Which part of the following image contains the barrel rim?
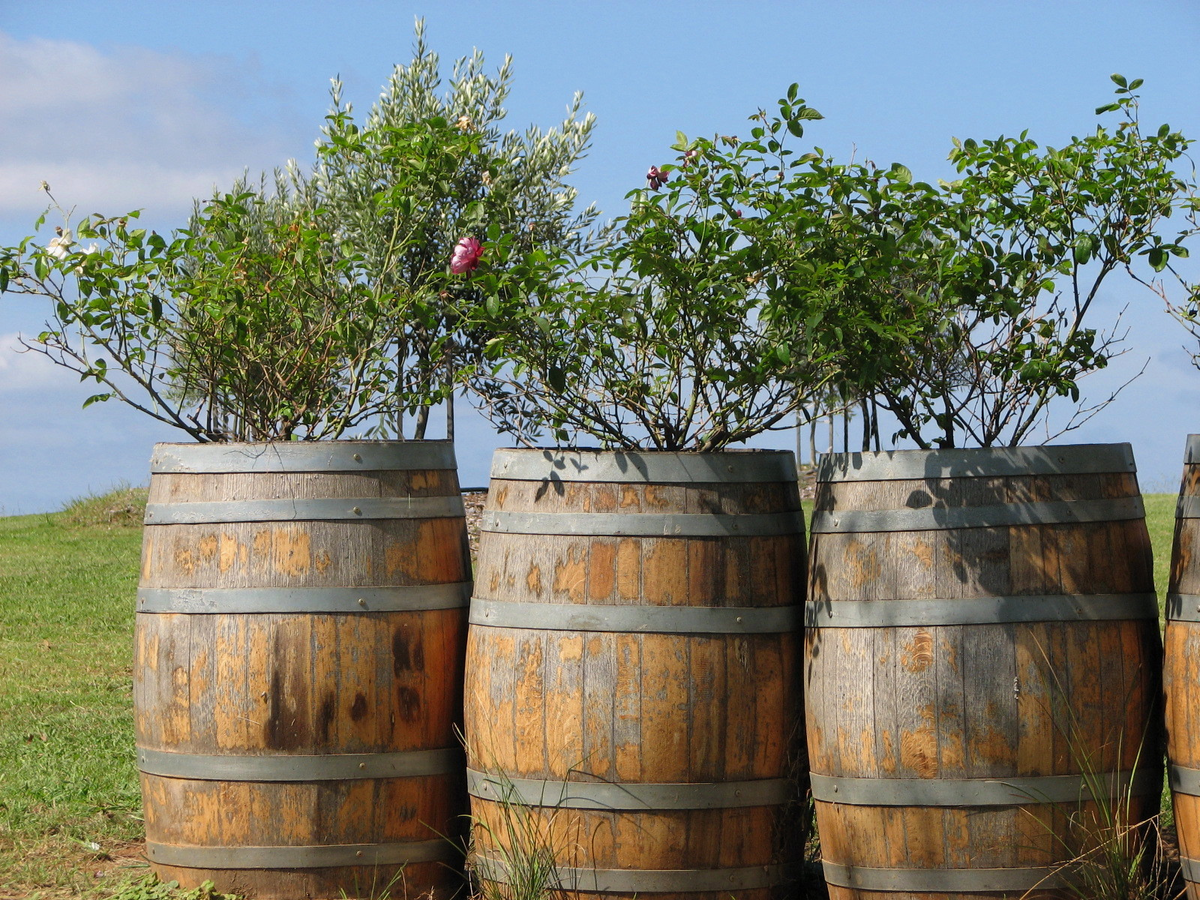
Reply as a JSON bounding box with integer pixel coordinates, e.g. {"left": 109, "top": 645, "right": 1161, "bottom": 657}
{"left": 816, "top": 442, "right": 1136, "bottom": 482}
{"left": 150, "top": 440, "right": 458, "bottom": 474}
{"left": 489, "top": 447, "right": 798, "bottom": 484}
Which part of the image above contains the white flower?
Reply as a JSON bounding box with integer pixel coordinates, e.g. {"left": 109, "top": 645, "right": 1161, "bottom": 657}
{"left": 46, "top": 226, "right": 73, "bottom": 260}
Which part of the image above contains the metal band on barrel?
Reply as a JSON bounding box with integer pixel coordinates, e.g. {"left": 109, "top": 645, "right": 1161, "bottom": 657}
{"left": 1166, "top": 594, "right": 1200, "bottom": 623}
{"left": 144, "top": 496, "right": 465, "bottom": 524}
{"left": 817, "top": 443, "right": 1135, "bottom": 482}
{"left": 467, "top": 769, "right": 794, "bottom": 809}
{"left": 137, "top": 747, "right": 462, "bottom": 781}
{"left": 1184, "top": 435, "right": 1200, "bottom": 465}
{"left": 145, "top": 839, "right": 454, "bottom": 869}
{"left": 481, "top": 509, "right": 804, "bottom": 537}
{"left": 821, "top": 862, "right": 1066, "bottom": 893}
{"left": 805, "top": 593, "right": 1159, "bottom": 627}
{"left": 490, "top": 448, "right": 798, "bottom": 484}
{"left": 810, "top": 496, "right": 1145, "bottom": 534}
{"left": 809, "top": 770, "right": 1159, "bottom": 806}
{"left": 1177, "top": 496, "right": 1200, "bottom": 521}
{"left": 469, "top": 599, "right": 799, "bottom": 634}
{"left": 150, "top": 441, "right": 458, "bottom": 473}
{"left": 1168, "top": 764, "right": 1200, "bottom": 796}
{"left": 1180, "top": 856, "right": 1200, "bottom": 884}
{"left": 137, "top": 584, "right": 472, "bottom": 614}
{"left": 474, "top": 853, "right": 787, "bottom": 893}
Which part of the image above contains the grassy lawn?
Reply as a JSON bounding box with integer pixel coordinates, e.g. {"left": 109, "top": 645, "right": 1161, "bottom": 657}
{"left": 0, "top": 487, "right": 1184, "bottom": 898}
{"left": 0, "top": 491, "right": 150, "bottom": 897}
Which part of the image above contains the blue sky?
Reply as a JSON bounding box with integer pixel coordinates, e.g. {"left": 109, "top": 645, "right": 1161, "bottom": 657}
{"left": 1, "top": 1, "right": 1198, "bottom": 511}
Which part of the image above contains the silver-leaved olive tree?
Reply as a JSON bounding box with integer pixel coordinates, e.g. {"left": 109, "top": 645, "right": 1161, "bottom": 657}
{"left": 0, "top": 23, "right": 596, "bottom": 443}
{"left": 312, "top": 19, "right": 597, "bottom": 439}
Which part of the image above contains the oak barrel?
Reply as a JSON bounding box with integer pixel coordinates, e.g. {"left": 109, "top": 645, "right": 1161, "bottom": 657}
{"left": 806, "top": 443, "right": 1162, "bottom": 899}
{"left": 464, "top": 448, "right": 806, "bottom": 900}
{"left": 1166, "top": 435, "right": 1200, "bottom": 898}
{"left": 134, "top": 441, "right": 471, "bottom": 899}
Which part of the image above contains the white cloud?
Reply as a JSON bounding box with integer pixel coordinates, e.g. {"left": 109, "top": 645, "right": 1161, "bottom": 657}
{"left": 0, "top": 331, "right": 74, "bottom": 394}
{"left": 0, "top": 30, "right": 311, "bottom": 221}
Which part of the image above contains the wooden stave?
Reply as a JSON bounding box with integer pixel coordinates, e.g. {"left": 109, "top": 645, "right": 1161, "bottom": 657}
{"left": 464, "top": 450, "right": 807, "bottom": 900}
{"left": 806, "top": 448, "right": 1162, "bottom": 900}
{"left": 134, "top": 442, "right": 470, "bottom": 899}
{"left": 1166, "top": 436, "right": 1200, "bottom": 895}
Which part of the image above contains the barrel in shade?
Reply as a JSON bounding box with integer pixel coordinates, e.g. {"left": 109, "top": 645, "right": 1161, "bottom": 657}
{"left": 806, "top": 443, "right": 1162, "bottom": 899}
{"left": 464, "top": 448, "right": 807, "bottom": 900}
{"left": 1165, "top": 435, "right": 1200, "bottom": 899}
{"left": 135, "top": 441, "right": 470, "bottom": 899}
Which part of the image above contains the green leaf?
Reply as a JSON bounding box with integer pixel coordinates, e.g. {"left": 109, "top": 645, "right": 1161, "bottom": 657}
{"left": 1072, "top": 234, "right": 1095, "bottom": 264}
{"left": 1148, "top": 247, "right": 1167, "bottom": 271}
{"left": 889, "top": 164, "right": 913, "bottom": 184}
{"left": 82, "top": 393, "right": 113, "bottom": 409}
{"left": 486, "top": 293, "right": 500, "bottom": 318}
{"left": 1110, "top": 73, "right": 1128, "bottom": 88}
{"left": 797, "top": 107, "right": 823, "bottom": 120}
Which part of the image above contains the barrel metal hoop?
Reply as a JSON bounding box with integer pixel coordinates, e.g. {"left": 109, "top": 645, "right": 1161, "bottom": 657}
{"left": 1180, "top": 856, "right": 1200, "bottom": 884}
{"left": 1168, "top": 764, "right": 1200, "bottom": 796}
{"left": 1166, "top": 594, "right": 1200, "bottom": 623}
{"left": 816, "top": 443, "right": 1135, "bottom": 482}
{"left": 145, "top": 839, "right": 455, "bottom": 869}
{"left": 490, "top": 448, "right": 798, "bottom": 484}
{"left": 809, "top": 769, "right": 1159, "bottom": 806}
{"left": 469, "top": 599, "right": 800, "bottom": 634}
{"left": 474, "top": 853, "right": 788, "bottom": 892}
{"left": 481, "top": 509, "right": 805, "bottom": 537}
{"left": 810, "top": 496, "right": 1145, "bottom": 534}
{"left": 805, "top": 593, "right": 1159, "bottom": 628}
{"left": 150, "top": 441, "right": 458, "bottom": 474}
{"left": 820, "top": 861, "right": 1067, "bottom": 892}
{"left": 1177, "top": 496, "right": 1200, "bottom": 521}
{"left": 144, "top": 496, "right": 465, "bottom": 524}
{"left": 1184, "top": 436, "right": 1200, "bottom": 465}
{"left": 137, "top": 747, "right": 463, "bottom": 781}
{"left": 467, "top": 769, "right": 796, "bottom": 810}
{"left": 137, "top": 584, "right": 473, "bottom": 614}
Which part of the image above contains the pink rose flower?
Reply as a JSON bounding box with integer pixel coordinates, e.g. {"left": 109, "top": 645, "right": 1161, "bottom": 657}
{"left": 450, "top": 236, "right": 483, "bottom": 274}
{"left": 647, "top": 165, "right": 668, "bottom": 191}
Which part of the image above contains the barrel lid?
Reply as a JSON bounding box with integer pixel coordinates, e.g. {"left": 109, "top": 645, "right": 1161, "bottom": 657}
{"left": 490, "top": 448, "right": 797, "bottom": 484}
{"left": 150, "top": 440, "right": 458, "bottom": 473}
{"left": 816, "top": 443, "right": 1136, "bottom": 482}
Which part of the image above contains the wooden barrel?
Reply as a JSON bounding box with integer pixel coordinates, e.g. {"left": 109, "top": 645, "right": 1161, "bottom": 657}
{"left": 806, "top": 443, "right": 1162, "bottom": 899}
{"left": 464, "top": 448, "right": 806, "bottom": 900}
{"left": 1166, "top": 435, "right": 1200, "bottom": 897}
{"left": 134, "top": 441, "right": 470, "bottom": 900}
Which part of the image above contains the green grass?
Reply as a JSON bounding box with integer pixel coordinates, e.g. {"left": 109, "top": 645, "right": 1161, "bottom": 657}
{"left": 0, "top": 494, "right": 147, "bottom": 896}
{"left": 0, "top": 487, "right": 1183, "bottom": 898}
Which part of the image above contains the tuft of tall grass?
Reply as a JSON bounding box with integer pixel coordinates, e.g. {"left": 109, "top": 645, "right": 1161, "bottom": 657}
{"left": 59, "top": 483, "right": 148, "bottom": 529}
{"left": 468, "top": 771, "right": 570, "bottom": 900}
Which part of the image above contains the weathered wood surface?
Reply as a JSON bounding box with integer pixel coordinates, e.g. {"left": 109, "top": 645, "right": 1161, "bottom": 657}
{"left": 1167, "top": 445, "right": 1200, "bottom": 900}
{"left": 134, "top": 445, "right": 470, "bottom": 900}
{"left": 808, "top": 455, "right": 1162, "bottom": 900}
{"left": 465, "top": 452, "right": 806, "bottom": 900}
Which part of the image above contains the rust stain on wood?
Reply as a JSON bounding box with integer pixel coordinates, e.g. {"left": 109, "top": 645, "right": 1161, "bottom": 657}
{"left": 552, "top": 548, "right": 586, "bottom": 602}
{"left": 526, "top": 563, "right": 543, "bottom": 595}
{"left": 198, "top": 533, "right": 217, "bottom": 561}
{"left": 900, "top": 630, "right": 935, "bottom": 673}
{"left": 273, "top": 529, "right": 311, "bottom": 576}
